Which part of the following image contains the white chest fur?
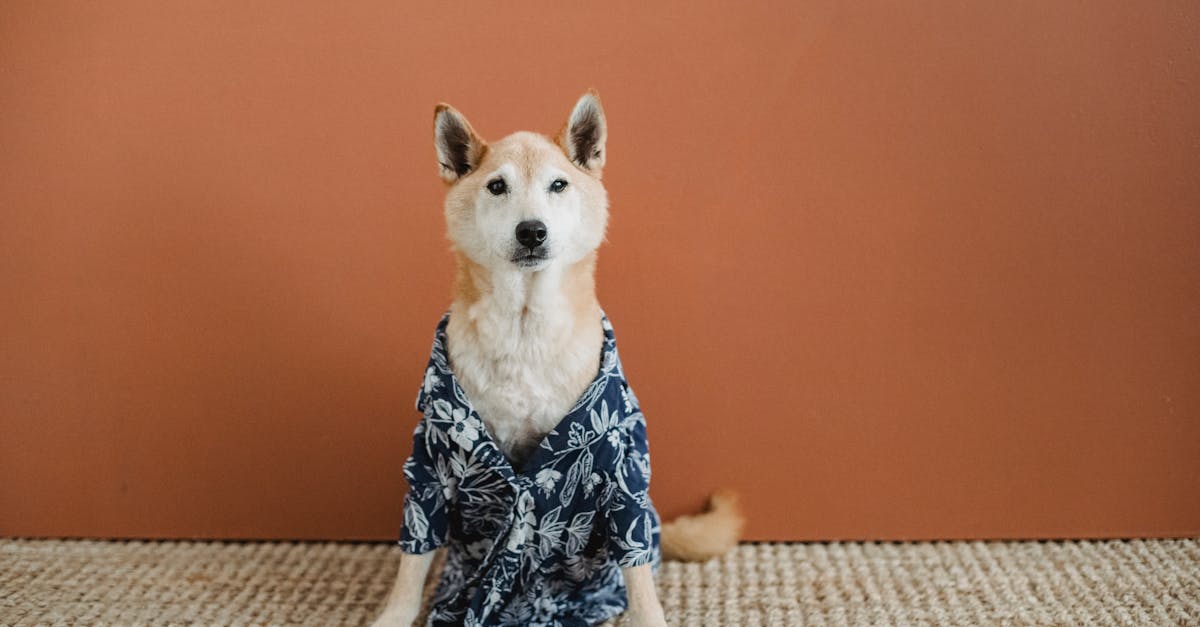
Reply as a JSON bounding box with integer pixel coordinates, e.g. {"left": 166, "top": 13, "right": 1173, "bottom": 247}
{"left": 445, "top": 265, "right": 602, "bottom": 468}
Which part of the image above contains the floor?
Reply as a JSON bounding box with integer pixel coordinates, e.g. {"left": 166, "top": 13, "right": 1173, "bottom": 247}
{"left": 2, "top": 538, "right": 1197, "bottom": 626}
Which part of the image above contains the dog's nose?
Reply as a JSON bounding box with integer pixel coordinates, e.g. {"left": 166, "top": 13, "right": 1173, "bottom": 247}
{"left": 515, "top": 220, "right": 548, "bottom": 248}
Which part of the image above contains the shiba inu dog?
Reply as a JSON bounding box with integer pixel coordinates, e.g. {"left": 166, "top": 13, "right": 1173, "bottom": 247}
{"left": 371, "top": 91, "right": 742, "bottom": 627}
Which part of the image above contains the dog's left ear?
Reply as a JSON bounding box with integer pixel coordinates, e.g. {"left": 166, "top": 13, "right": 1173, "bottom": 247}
{"left": 557, "top": 90, "right": 607, "bottom": 175}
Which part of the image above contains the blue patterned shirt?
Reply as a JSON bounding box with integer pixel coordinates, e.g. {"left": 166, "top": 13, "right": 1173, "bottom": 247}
{"left": 399, "top": 312, "right": 661, "bottom": 626}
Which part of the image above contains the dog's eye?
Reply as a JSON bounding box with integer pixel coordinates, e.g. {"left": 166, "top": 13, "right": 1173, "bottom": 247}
{"left": 486, "top": 179, "right": 508, "bottom": 195}
{"left": 549, "top": 179, "right": 568, "bottom": 193}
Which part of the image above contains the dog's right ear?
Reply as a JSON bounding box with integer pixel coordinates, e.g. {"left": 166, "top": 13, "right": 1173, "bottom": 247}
{"left": 433, "top": 104, "right": 485, "bottom": 183}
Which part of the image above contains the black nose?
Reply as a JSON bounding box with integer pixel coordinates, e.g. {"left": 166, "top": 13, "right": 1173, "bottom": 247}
{"left": 515, "top": 220, "right": 548, "bottom": 248}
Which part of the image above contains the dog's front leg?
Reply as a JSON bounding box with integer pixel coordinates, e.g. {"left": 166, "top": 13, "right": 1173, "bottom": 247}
{"left": 621, "top": 564, "right": 667, "bottom": 626}
{"left": 370, "top": 550, "right": 435, "bottom": 627}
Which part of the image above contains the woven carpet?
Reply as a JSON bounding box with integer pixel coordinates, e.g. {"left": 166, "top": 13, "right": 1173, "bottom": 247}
{"left": 2, "top": 539, "right": 1197, "bottom": 626}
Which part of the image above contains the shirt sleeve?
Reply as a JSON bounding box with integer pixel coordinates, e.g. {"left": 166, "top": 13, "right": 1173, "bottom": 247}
{"left": 398, "top": 416, "right": 450, "bottom": 554}
{"left": 605, "top": 383, "right": 661, "bottom": 567}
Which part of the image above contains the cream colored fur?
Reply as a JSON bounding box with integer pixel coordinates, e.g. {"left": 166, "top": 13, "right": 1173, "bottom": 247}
{"left": 446, "top": 262, "right": 603, "bottom": 467}
{"left": 659, "top": 490, "right": 745, "bottom": 562}
{"left": 441, "top": 128, "right": 607, "bottom": 468}
{"left": 372, "top": 92, "right": 740, "bottom": 627}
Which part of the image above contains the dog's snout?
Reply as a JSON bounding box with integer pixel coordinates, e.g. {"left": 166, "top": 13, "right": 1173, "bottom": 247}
{"left": 515, "top": 220, "right": 548, "bottom": 248}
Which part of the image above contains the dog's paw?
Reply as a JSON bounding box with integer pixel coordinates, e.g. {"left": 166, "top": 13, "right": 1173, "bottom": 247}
{"left": 620, "top": 604, "right": 668, "bottom": 627}
{"left": 368, "top": 608, "right": 419, "bottom": 627}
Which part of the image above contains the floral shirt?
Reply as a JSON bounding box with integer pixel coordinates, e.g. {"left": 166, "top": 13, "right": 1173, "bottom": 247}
{"left": 399, "top": 312, "right": 661, "bottom": 627}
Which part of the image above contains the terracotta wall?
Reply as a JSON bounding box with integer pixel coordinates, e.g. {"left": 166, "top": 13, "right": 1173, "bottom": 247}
{"left": 2, "top": 1, "right": 1198, "bottom": 541}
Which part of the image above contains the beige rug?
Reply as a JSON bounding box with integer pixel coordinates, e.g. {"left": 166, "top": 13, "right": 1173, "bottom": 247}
{"left": 2, "top": 538, "right": 1197, "bottom": 626}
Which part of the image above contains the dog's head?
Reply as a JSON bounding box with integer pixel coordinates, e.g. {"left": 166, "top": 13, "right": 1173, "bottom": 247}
{"left": 433, "top": 91, "right": 609, "bottom": 273}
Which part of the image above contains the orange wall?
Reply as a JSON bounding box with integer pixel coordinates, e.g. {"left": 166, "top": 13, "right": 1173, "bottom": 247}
{"left": 2, "top": 1, "right": 1198, "bottom": 541}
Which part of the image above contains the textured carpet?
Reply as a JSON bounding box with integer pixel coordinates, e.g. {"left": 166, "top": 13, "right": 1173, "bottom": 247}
{"left": 2, "top": 539, "right": 1198, "bottom": 626}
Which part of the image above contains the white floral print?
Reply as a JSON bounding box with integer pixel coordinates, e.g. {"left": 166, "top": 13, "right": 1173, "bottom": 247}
{"left": 398, "top": 311, "right": 660, "bottom": 626}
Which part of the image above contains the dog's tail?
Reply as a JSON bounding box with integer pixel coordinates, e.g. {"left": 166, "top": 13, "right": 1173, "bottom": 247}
{"left": 659, "top": 489, "right": 745, "bottom": 562}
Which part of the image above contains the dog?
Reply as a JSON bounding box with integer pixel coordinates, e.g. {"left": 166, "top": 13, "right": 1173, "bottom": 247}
{"left": 371, "top": 91, "right": 742, "bottom": 627}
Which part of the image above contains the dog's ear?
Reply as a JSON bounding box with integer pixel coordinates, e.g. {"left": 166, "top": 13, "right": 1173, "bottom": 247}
{"left": 557, "top": 90, "right": 607, "bottom": 175}
{"left": 433, "top": 104, "right": 486, "bottom": 183}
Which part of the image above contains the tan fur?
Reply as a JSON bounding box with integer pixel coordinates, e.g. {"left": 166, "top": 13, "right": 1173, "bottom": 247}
{"left": 660, "top": 489, "right": 746, "bottom": 562}
{"left": 372, "top": 91, "right": 739, "bottom": 627}
{"left": 441, "top": 96, "right": 744, "bottom": 555}
{"left": 442, "top": 130, "right": 607, "bottom": 468}
{"left": 555, "top": 88, "right": 608, "bottom": 174}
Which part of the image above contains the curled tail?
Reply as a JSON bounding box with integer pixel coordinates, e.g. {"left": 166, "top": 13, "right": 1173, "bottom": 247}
{"left": 660, "top": 489, "right": 745, "bottom": 562}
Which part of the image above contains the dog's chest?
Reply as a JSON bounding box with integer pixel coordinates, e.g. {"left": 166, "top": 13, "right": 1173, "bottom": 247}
{"left": 446, "top": 309, "right": 601, "bottom": 468}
